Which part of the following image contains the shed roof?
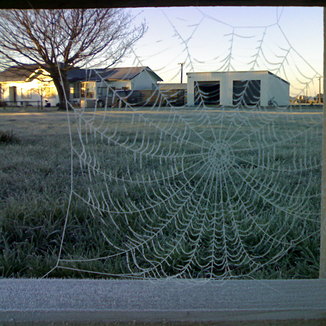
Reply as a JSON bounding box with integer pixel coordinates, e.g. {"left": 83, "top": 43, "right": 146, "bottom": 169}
{"left": 187, "top": 70, "right": 289, "bottom": 85}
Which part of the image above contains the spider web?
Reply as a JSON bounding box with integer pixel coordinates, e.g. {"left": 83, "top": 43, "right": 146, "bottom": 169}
{"left": 48, "top": 7, "right": 322, "bottom": 279}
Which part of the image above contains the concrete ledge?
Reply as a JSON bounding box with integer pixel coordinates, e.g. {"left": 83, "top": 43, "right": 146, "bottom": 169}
{"left": 1, "top": 279, "right": 326, "bottom": 324}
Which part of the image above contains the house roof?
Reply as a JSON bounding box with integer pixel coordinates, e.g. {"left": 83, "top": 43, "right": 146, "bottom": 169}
{"left": 0, "top": 64, "right": 41, "bottom": 82}
{"left": 66, "top": 68, "right": 102, "bottom": 82}
{"left": 0, "top": 65, "right": 163, "bottom": 83}
{"left": 67, "top": 67, "right": 163, "bottom": 82}
{"left": 102, "top": 67, "right": 163, "bottom": 82}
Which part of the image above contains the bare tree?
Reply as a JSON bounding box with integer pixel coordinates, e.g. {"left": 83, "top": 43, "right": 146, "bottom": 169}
{"left": 0, "top": 9, "right": 146, "bottom": 108}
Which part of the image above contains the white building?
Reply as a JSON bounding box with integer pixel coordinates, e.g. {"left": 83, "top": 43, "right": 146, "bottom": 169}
{"left": 0, "top": 65, "right": 57, "bottom": 107}
{"left": 187, "top": 71, "right": 289, "bottom": 107}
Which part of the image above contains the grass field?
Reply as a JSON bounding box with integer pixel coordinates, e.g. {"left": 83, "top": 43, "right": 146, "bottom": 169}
{"left": 0, "top": 107, "right": 323, "bottom": 279}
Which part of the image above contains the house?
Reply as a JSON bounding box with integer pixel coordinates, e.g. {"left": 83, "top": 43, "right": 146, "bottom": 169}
{"left": 187, "top": 71, "right": 289, "bottom": 107}
{"left": 0, "top": 65, "right": 57, "bottom": 107}
{"left": 69, "top": 66, "right": 163, "bottom": 108}
{"left": 0, "top": 65, "right": 163, "bottom": 108}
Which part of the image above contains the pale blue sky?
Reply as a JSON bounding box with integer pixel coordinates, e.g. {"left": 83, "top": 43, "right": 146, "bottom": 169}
{"left": 119, "top": 7, "right": 323, "bottom": 97}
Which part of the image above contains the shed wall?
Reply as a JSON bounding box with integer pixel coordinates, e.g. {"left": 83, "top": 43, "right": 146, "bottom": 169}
{"left": 266, "top": 74, "right": 290, "bottom": 106}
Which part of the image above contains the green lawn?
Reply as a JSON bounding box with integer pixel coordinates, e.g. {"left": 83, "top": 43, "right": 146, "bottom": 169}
{"left": 0, "top": 108, "right": 323, "bottom": 279}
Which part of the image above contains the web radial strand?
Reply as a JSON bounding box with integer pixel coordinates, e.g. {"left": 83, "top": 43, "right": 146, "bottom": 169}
{"left": 50, "top": 7, "right": 323, "bottom": 280}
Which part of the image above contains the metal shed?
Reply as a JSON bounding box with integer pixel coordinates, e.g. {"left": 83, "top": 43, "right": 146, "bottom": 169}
{"left": 187, "top": 70, "right": 290, "bottom": 107}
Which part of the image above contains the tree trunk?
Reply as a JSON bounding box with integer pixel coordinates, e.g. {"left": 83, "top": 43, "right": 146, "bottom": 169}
{"left": 51, "top": 70, "right": 70, "bottom": 110}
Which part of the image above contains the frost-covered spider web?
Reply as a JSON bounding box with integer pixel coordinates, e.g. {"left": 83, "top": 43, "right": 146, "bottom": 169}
{"left": 49, "top": 7, "right": 322, "bottom": 279}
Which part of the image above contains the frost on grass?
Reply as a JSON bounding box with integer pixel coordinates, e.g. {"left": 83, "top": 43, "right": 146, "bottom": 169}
{"left": 55, "top": 106, "right": 320, "bottom": 279}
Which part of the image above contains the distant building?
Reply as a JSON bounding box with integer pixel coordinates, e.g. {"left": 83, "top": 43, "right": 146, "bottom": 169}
{"left": 158, "top": 83, "right": 187, "bottom": 91}
{"left": 157, "top": 83, "right": 187, "bottom": 106}
{"left": 0, "top": 65, "right": 163, "bottom": 108}
{"left": 71, "top": 67, "right": 163, "bottom": 108}
{"left": 0, "top": 65, "right": 57, "bottom": 107}
{"left": 187, "top": 71, "right": 289, "bottom": 107}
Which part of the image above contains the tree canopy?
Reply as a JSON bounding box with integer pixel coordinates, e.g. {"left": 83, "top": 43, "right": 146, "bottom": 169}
{"left": 0, "top": 9, "right": 146, "bottom": 108}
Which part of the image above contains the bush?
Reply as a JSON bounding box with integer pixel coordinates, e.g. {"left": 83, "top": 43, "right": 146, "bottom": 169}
{"left": 0, "top": 130, "right": 20, "bottom": 144}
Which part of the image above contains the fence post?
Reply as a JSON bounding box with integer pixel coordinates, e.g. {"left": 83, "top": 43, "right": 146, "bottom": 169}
{"left": 320, "top": 7, "right": 326, "bottom": 279}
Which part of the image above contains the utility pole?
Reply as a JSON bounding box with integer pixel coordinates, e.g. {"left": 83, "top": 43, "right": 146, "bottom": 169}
{"left": 319, "top": 76, "right": 322, "bottom": 104}
{"left": 178, "top": 62, "right": 184, "bottom": 84}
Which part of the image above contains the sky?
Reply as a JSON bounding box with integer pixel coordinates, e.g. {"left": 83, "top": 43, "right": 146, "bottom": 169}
{"left": 116, "top": 6, "right": 323, "bottom": 97}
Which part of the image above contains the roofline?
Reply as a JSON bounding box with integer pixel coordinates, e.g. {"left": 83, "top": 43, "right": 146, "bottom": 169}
{"left": 129, "top": 66, "right": 163, "bottom": 82}
{"left": 144, "top": 66, "right": 163, "bottom": 82}
{"left": 267, "top": 71, "right": 290, "bottom": 85}
{"left": 0, "top": 66, "right": 163, "bottom": 83}
{"left": 0, "top": 64, "right": 45, "bottom": 82}
{"left": 67, "top": 66, "right": 163, "bottom": 82}
{"left": 102, "top": 67, "right": 163, "bottom": 82}
{"left": 187, "top": 70, "right": 289, "bottom": 85}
